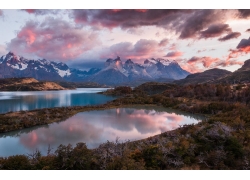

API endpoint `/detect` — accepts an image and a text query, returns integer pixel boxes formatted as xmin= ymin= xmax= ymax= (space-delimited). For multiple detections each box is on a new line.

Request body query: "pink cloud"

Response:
xmin=22 ymin=9 xmax=60 ymax=15
xmin=226 ymin=37 xmax=250 ymax=61
xmin=7 ymin=18 xmax=100 ymax=61
xmin=165 ymin=51 xmax=183 ymax=58
xmin=100 ymin=39 xmax=166 ymax=61
xmin=187 ymin=56 xmax=219 ymax=68
xmin=168 ymin=43 xmax=177 ymax=51
xmin=218 ymin=32 xmax=241 ymax=41
xmin=158 ymin=38 xmax=168 ymax=47
xmin=199 ymin=24 xmax=232 ymax=39
xmin=187 ymin=55 xmax=243 ymax=72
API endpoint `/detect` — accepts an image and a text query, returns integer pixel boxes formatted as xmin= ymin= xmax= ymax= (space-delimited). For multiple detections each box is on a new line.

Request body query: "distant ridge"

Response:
xmin=174 ymin=68 xmax=232 ymax=85
xmin=217 ymin=59 xmax=250 ymax=84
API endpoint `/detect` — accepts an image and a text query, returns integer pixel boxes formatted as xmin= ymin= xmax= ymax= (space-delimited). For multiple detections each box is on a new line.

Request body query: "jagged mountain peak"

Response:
xmin=106 ymin=58 xmax=113 ymax=63
xmin=144 ymin=58 xmax=173 ymax=66
xmin=114 ymin=56 xmax=121 ymax=61
xmin=1 ymin=53 xmax=191 ymax=86
xmin=1 ymin=51 xmax=21 ymax=62
xmin=125 ymin=59 xmax=134 ymax=64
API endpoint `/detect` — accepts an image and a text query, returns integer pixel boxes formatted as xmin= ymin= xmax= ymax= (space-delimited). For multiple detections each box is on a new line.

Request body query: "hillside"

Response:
xmin=56 ymin=81 xmax=111 ymax=88
xmin=0 ymin=78 xmax=67 ymax=91
xmin=134 ymin=82 xmax=177 ymax=95
xmin=218 ymin=59 xmax=250 ymax=84
xmin=174 ymin=68 xmax=232 ymax=85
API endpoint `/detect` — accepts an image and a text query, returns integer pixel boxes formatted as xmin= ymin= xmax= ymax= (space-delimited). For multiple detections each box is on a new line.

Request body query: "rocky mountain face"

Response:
xmin=0 ymin=52 xmax=190 ymax=86
xmin=90 ymin=56 xmax=190 ymax=85
xmin=144 ymin=58 xmax=190 ymax=80
xmin=174 ymin=68 xmax=232 ymax=85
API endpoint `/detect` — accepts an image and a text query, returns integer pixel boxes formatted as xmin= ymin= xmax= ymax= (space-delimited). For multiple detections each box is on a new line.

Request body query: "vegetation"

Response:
xmin=56 ymin=81 xmax=110 ymax=89
xmin=1 ymin=82 xmax=250 ymax=169
xmin=0 ymin=77 xmax=66 ymax=91
xmin=99 ymin=86 xmax=133 ymax=96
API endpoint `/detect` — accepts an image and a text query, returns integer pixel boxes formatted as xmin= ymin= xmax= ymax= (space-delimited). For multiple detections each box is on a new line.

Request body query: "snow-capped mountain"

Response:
xmin=89 ymin=57 xmax=130 ymax=85
xmin=89 ymin=56 xmax=190 ymax=85
xmin=0 ymin=52 xmax=98 ymax=81
xmin=0 ymin=52 xmax=190 ymax=86
xmin=124 ymin=59 xmax=152 ymax=80
xmin=143 ymin=58 xmax=189 ymax=79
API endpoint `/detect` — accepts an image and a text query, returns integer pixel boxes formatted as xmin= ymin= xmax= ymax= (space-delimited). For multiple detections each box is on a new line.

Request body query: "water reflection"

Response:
xmin=0 ymin=106 xmax=205 ymax=157
xmin=0 ymin=88 xmax=115 ymax=114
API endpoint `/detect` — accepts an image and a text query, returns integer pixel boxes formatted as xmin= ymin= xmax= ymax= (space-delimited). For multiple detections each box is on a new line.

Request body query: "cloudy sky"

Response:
xmin=1 ymin=8 xmax=250 ymax=72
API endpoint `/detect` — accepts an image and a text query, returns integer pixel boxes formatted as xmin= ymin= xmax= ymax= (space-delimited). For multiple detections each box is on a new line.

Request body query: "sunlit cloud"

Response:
xmin=7 ymin=17 xmax=100 ymax=61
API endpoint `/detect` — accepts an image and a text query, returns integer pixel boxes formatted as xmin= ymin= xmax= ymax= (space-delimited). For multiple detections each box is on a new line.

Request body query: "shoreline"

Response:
xmin=0 ymin=95 xmax=209 ymax=134
xmin=0 ymin=92 xmax=249 ymax=169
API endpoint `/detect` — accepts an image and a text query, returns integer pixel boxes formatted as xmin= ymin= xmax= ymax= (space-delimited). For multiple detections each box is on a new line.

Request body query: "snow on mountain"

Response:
xmin=124 ymin=59 xmax=152 ymax=79
xmin=0 ymin=52 xmax=190 ymax=85
xmin=56 ymin=68 xmax=71 ymax=77
xmin=158 ymin=58 xmax=171 ymax=66
xmin=99 ymin=56 xmax=129 ymax=77
xmin=0 ymin=52 xmax=86 ymax=81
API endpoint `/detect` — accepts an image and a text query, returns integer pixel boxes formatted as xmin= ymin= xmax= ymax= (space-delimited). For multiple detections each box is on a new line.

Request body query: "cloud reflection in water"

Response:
xmin=0 ymin=106 xmax=203 ymax=156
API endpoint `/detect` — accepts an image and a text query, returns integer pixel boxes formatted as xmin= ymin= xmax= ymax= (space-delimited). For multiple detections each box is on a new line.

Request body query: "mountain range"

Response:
xmin=0 ymin=52 xmax=190 ymax=86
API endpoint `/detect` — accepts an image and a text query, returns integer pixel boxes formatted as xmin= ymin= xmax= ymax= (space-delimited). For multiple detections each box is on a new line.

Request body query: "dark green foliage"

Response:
xmin=224 ymin=137 xmax=243 ymax=158
xmin=0 ymin=155 xmax=31 ymax=170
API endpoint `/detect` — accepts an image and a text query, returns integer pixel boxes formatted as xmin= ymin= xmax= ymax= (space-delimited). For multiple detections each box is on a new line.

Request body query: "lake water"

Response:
xmin=0 ymin=105 xmax=205 ymax=157
xmin=0 ymin=88 xmax=115 ymax=114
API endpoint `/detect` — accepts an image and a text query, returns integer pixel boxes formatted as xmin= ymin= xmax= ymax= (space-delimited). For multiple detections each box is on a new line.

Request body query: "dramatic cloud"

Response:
xmin=216 ymin=59 xmax=243 ymax=67
xmin=8 ymin=18 xmax=100 ymax=61
xmin=100 ymin=39 xmax=165 ymax=60
xmin=70 ymin=9 xmax=250 ymax=41
xmin=178 ymin=10 xmax=235 ymax=39
xmin=168 ymin=43 xmax=177 ymax=51
xmin=218 ymin=32 xmax=241 ymax=41
xmin=226 ymin=37 xmax=250 ymax=59
xmin=158 ymin=38 xmax=168 ymax=47
xmin=165 ymin=51 xmax=183 ymax=58
xmin=187 ymin=56 xmax=219 ymax=68
xmin=200 ymin=24 xmax=232 ymax=39
xmin=23 ymin=9 xmax=60 ymax=15
xmin=71 ymin=9 xmax=188 ymax=29
xmin=237 ymin=37 xmax=250 ymax=50
xmin=238 ymin=9 xmax=250 ymax=18
xmin=188 ymin=55 xmax=243 ymax=71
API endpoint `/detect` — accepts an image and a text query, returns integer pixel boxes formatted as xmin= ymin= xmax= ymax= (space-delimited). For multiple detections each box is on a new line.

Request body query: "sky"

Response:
xmin=1 ymin=8 xmax=250 ymax=73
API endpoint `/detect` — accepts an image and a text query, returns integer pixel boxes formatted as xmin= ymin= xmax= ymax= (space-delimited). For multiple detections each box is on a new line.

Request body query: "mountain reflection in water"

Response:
xmin=0 ymin=88 xmax=115 ymax=114
xmin=0 ymin=106 xmax=205 ymax=157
